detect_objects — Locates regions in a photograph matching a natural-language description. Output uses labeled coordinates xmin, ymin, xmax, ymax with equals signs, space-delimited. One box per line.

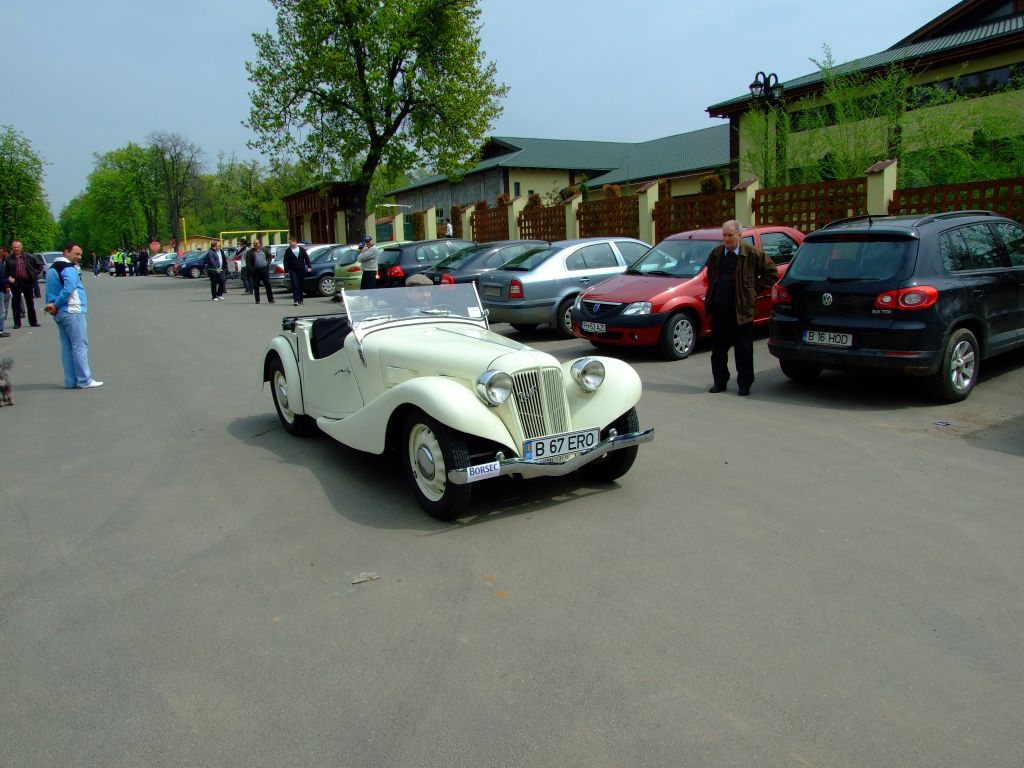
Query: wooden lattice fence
xmin=577 ymin=196 xmax=640 ymax=239
xmin=471 ymin=206 xmax=509 ymax=242
xmin=518 ymin=205 xmax=566 ymax=241
xmin=653 ymin=192 xmax=735 ymax=241
xmin=888 ymin=177 xmax=1024 ymax=224
xmin=754 ymin=178 xmax=867 ymax=233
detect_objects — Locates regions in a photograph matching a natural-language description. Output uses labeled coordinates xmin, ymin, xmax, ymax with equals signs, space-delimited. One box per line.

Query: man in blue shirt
xmin=44 ymin=243 xmax=103 ymax=389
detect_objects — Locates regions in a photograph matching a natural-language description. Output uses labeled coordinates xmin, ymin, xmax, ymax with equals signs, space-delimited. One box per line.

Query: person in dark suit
xmin=5 ymin=240 xmax=41 ymax=328
xmin=245 ymin=238 xmax=276 ymax=304
xmin=704 ymin=220 xmax=778 ymax=396
xmin=205 ymin=241 xmax=227 ymax=300
xmin=283 ymin=236 xmax=312 ymax=306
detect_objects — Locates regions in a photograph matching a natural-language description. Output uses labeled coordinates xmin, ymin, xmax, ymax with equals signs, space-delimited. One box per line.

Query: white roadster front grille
xmin=511 ymin=368 xmax=570 ymax=439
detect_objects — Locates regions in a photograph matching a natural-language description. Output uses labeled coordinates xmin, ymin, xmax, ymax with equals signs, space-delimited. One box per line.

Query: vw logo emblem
xmin=822 ymin=293 xmax=834 ymax=306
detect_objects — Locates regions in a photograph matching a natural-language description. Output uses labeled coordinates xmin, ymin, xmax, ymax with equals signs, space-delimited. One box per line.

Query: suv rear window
xmin=788 ymin=238 xmax=918 ymax=282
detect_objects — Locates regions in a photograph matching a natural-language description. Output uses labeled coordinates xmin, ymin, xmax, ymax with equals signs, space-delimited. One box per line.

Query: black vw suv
xmin=769 ymin=211 xmax=1024 ymax=401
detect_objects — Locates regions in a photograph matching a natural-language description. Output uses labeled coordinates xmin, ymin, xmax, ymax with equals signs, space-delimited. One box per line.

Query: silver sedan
xmin=479 ymin=237 xmax=650 ymax=337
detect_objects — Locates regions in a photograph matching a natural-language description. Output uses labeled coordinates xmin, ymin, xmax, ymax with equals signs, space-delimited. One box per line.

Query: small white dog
xmin=0 ymin=357 xmax=13 ymax=407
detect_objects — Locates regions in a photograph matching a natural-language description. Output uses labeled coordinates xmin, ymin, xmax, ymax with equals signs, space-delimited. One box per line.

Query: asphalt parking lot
xmin=2 ymin=274 xmax=1023 ymax=767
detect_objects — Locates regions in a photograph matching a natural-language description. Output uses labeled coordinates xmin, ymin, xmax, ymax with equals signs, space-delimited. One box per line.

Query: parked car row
xmin=166 ymin=212 xmax=1024 ymax=403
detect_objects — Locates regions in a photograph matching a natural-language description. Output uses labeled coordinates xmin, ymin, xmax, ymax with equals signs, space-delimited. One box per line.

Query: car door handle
xmin=334 ymin=368 xmax=350 ymax=375
xmin=578 ymin=277 xmax=591 ymax=283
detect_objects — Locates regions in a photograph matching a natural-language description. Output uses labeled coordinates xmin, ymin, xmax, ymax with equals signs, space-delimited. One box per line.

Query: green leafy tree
xmin=245 ymin=0 xmax=507 ymax=231
xmin=0 ymin=125 xmax=56 ymax=249
xmin=149 ymin=131 xmax=205 ymax=245
xmin=97 ymin=143 xmax=164 ymax=242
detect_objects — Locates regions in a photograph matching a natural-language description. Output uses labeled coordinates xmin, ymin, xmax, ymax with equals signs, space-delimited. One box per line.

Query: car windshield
xmin=433 ymin=244 xmax=489 ymax=270
xmin=626 ymin=239 xmax=716 ymax=278
xmin=502 ymin=245 xmax=558 ymax=271
xmin=342 ymin=284 xmax=486 ymax=332
xmin=788 ymin=237 xmax=919 ymax=282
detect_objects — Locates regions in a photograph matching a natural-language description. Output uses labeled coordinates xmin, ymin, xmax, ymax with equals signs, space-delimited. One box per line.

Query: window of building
xmin=513 ymin=182 xmax=521 ymax=197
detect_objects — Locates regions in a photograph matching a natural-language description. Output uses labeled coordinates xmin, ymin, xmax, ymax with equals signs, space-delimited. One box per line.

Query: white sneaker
xmin=79 ymin=380 xmax=104 ymax=389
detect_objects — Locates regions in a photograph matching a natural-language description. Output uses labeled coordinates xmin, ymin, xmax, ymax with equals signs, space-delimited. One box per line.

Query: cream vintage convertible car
xmin=262 ymin=283 xmax=654 ymax=520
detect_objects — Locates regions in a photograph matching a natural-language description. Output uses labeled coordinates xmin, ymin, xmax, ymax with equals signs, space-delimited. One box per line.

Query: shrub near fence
xmin=577 ymin=196 xmax=640 ymax=239
xmin=471 ymin=206 xmax=509 ymax=242
xmin=888 ymin=177 xmax=1024 ymax=224
xmin=518 ymin=205 xmax=566 ymax=241
xmin=754 ymin=178 xmax=867 ymax=233
xmin=653 ymin=192 xmax=735 ymax=241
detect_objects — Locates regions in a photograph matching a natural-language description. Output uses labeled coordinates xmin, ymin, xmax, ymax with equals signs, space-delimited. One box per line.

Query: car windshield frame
xmin=787 ymin=236 xmax=919 ymax=283
xmin=342 ymin=283 xmax=488 ymax=344
xmin=625 ymin=239 xmax=717 ymax=278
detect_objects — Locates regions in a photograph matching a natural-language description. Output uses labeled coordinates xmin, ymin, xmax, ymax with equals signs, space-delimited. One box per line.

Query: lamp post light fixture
xmin=749 ymin=71 xmax=783 ymax=105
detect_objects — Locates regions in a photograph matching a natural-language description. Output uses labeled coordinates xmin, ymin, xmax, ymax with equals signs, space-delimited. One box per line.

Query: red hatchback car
xmin=571 ymin=225 xmax=804 ymax=359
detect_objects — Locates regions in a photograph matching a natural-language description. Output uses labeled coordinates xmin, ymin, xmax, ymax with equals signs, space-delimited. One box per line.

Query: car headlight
xmin=573 ymin=293 xmax=585 ymax=311
xmin=621 ymin=301 xmax=652 ymax=316
xmin=476 ymin=370 xmax=512 ymax=406
xmin=570 ymin=358 xmax=605 ymax=392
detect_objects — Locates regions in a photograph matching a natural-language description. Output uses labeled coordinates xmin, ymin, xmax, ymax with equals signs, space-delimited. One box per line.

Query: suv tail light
xmin=874 ymin=285 xmax=938 ymax=310
xmin=772 ymin=283 xmax=791 ymax=304
xmin=508 ymin=279 xmax=524 ymax=299
xmin=387 ymin=265 xmax=406 ymax=279
xmin=440 ymin=273 xmax=454 ymax=285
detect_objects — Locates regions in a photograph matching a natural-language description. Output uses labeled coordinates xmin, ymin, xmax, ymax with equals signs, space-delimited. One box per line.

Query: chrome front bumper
xmin=447 ymin=428 xmax=654 ymax=485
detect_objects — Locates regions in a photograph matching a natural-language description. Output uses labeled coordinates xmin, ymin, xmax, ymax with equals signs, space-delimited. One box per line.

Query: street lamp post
xmin=748 ymin=71 xmax=786 ymax=188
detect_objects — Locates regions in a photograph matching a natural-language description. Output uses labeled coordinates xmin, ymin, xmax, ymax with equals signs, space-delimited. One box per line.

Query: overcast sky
xmin=3 ymin=0 xmax=952 ymax=216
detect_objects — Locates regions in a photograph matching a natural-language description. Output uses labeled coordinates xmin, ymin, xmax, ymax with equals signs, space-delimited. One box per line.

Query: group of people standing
xmin=102 ymin=248 xmax=149 ymax=277
xmin=206 ymin=238 xmax=278 ymax=304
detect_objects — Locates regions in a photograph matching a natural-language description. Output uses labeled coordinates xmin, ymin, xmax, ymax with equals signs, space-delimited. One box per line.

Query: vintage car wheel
xmin=577 ymin=407 xmax=639 ymax=483
xmin=188 ymin=266 xmax=202 ymax=279
xmin=510 ymin=323 xmax=536 ymax=333
xmin=270 ymin=356 xmax=315 ymax=436
xmin=402 ymin=411 xmax=472 ymax=520
xmin=317 ymin=275 xmax=337 ymax=296
xmin=555 ymin=297 xmax=575 ymax=338
xmin=928 ymin=327 xmax=979 ymax=402
xmin=658 ymin=312 xmax=698 ymax=360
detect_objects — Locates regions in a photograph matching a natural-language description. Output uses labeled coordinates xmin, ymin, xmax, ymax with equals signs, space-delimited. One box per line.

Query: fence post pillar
xmin=423 ymin=205 xmax=436 ymax=239
xmin=865 ymin=159 xmax=898 ymax=216
xmin=564 ymin=193 xmax=582 ymax=239
xmin=461 ymin=207 xmax=474 ymax=240
xmin=392 ymin=212 xmax=406 ymax=241
xmin=733 ymin=178 xmax=760 ymax=225
xmin=508 ymin=196 xmax=526 ymax=239
xmin=637 ymin=181 xmax=659 ymax=244
xmin=364 ymin=213 xmax=377 ymax=242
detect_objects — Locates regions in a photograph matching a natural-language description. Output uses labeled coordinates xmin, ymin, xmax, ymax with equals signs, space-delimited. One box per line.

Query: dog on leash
xmin=0 ymin=357 xmax=13 ymax=407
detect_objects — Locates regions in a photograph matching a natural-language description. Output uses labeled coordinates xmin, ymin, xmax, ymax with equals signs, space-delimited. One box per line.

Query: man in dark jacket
xmin=704 ymin=220 xmax=778 ymax=396
xmin=205 ymin=241 xmax=227 ymax=300
xmin=283 ymin=236 xmax=311 ymax=306
xmin=5 ymin=240 xmax=41 ymax=328
xmin=245 ymin=238 xmax=275 ymax=304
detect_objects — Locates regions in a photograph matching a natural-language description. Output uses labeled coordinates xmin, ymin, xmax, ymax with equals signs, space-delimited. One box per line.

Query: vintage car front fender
xmin=262 ymin=336 xmax=305 ymax=415
xmin=316 ymin=376 xmax=517 ymax=455
xmin=563 ymin=356 xmax=643 ymax=428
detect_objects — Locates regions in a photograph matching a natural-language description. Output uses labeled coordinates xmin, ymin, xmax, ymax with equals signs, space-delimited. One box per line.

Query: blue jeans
xmin=289 ymin=270 xmax=305 ymax=304
xmin=55 ymin=312 xmax=93 ymax=388
xmin=0 ymin=291 xmax=8 ymax=331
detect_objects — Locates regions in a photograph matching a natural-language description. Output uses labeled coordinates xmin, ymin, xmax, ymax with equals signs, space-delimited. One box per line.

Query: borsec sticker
xmin=466 ymin=460 xmax=500 ymax=482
